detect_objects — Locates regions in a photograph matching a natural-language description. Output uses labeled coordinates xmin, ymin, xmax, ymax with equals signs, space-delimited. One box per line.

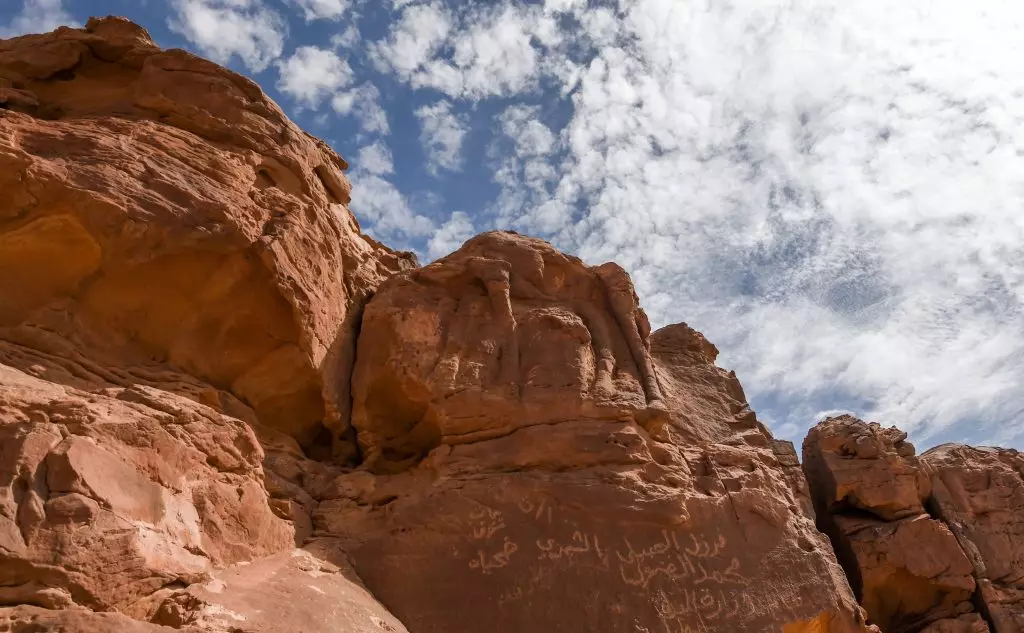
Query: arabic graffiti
xmin=468 ymin=506 xmax=506 ymax=541
xmin=536 ymin=530 xmax=610 ymax=568
xmin=614 ymin=530 xmax=749 ymax=590
xmin=517 ymin=495 xmax=554 ymax=524
xmin=653 ymin=586 xmax=748 ymax=629
xmin=468 ymin=536 xmax=518 ymax=574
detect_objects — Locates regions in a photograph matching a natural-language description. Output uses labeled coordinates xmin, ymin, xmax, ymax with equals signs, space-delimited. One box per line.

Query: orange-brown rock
xmin=321 ymin=231 xmax=874 ymax=632
xmin=804 ymin=417 xmax=990 ymax=633
xmin=0 ymin=17 xmax=411 ymax=633
xmin=924 ymin=444 xmax=1024 ymax=632
xmin=5 ymin=15 xmax=986 ymax=633
xmin=0 ymin=16 xmax=415 ymax=455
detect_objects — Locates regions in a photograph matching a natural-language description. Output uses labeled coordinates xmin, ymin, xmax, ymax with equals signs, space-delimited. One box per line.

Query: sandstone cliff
xmin=0 ymin=16 xmax=1017 ymax=633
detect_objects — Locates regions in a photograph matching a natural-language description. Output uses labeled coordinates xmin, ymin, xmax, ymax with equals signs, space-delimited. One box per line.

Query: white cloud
xmin=290 ymin=0 xmax=348 ymax=21
xmin=581 ymin=7 xmax=619 ymax=46
xmin=370 ymin=2 xmax=560 ymax=100
xmin=500 ymin=105 xmax=556 ymax=157
xmin=348 ymin=171 xmax=434 ymax=241
xmin=428 ymin=211 xmax=475 ymax=260
xmin=415 ymin=101 xmax=468 ymax=175
xmin=275 ymin=46 xmax=352 ymax=108
xmin=0 ymin=0 xmax=77 ymax=37
xmin=503 ymin=0 xmax=1024 ymax=448
xmin=332 ymin=82 xmax=389 ymax=134
xmin=356 ymin=140 xmax=394 ymax=175
xmin=369 ymin=2 xmax=452 ymax=78
xmin=168 ymin=0 xmax=285 ymax=72
xmin=331 ymin=23 xmax=361 ymax=49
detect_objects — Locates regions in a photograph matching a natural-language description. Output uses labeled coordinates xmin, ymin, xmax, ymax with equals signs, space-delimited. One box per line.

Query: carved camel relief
xmin=418 ymin=252 xmax=666 ymax=408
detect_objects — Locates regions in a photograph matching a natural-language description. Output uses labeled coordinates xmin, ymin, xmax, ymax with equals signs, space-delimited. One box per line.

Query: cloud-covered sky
xmin=4 ymin=0 xmax=1024 ymax=449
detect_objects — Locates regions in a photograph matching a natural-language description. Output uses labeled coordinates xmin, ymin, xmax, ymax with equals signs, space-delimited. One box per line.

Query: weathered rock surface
xmin=0 ymin=17 xmax=410 ymax=633
xmin=924 ymin=444 xmax=1024 ymax=632
xmin=0 ymin=16 xmax=415 ymax=456
xmin=803 ymin=417 xmax=998 ymax=633
xmin=21 ymin=14 xmax=1024 ymax=633
xmin=324 ymin=231 xmax=873 ymax=632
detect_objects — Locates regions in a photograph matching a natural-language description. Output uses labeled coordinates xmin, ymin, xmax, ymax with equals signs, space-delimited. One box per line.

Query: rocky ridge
xmin=0 ymin=17 xmax=1020 ymax=633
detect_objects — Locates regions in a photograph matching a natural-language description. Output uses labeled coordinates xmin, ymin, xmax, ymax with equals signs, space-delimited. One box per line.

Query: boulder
xmin=924 ymin=444 xmax=1024 ymax=632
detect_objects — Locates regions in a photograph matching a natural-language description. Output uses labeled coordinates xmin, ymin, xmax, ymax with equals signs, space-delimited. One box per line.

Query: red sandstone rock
xmin=804 ymin=417 xmax=992 ymax=633
xmin=331 ymin=231 xmax=873 ymax=632
xmin=0 ymin=17 xmax=410 ymax=632
xmin=924 ymin=444 xmax=1024 ymax=632
xmin=0 ymin=16 xmax=414 ymax=455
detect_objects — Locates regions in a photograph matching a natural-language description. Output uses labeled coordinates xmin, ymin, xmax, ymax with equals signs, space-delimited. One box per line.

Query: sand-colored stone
xmin=332 ymin=231 xmax=874 ymax=632
xmin=804 ymin=417 xmax=992 ymax=633
xmin=0 ymin=16 xmax=415 ymax=455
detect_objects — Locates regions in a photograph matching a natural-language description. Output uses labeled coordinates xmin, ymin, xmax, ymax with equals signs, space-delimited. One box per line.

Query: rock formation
xmin=1 ymin=15 xmax=1021 ymax=633
xmin=333 ymin=231 xmax=870 ymax=632
xmin=0 ymin=16 xmax=411 ymax=633
xmin=804 ymin=416 xmax=1024 ymax=633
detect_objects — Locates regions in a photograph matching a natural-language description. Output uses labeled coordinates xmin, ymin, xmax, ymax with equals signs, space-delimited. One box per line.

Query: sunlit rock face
xmin=0 ymin=17 xmax=411 ymax=633
xmin=331 ymin=230 xmax=874 ymax=633
xmin=25 ymin=15 xmax=1024 ymax=633
xmin=0 ymin=15 xmax=415 ymax=455
xmin=805 ymin=415 xmax=1024 ymax=633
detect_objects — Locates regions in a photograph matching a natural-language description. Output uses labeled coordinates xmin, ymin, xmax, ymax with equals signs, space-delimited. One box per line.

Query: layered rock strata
xmin=0 ymin=16 xmax=411 ymax=633
xmin=0 ymin=15 xmax=415 ymax=458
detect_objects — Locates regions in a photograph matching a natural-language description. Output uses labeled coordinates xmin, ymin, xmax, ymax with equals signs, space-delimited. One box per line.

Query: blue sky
xmin=4 ymin=0 xmax=1024 ymax=450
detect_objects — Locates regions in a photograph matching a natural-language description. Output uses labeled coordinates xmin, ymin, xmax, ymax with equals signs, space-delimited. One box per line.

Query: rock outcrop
xmin=925 ymin=445 xmax=1024 ymax=632
xmin=804 ymin=416 xmax=1024 ymax=633
xmin=6 ymin=15 xmax=1021 ymax=633
xmin=0 ymin=17 xmax=411 ymax=633
xmin=803 ymin=417 xmax=981 ymax=633
xmin=0 ymin=16 xmax=415 ymax=458
xmin=324 ymin=231 xmax=873 ymax=632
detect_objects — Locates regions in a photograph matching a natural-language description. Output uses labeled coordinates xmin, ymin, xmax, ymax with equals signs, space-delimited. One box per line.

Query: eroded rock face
xmin=0 ymin=16 xmax=415 ymax=453
xmin=1 ymin=15 xmax=977 ymax=633
xmin=924 ymin=444 xmax=1024 ymax=632
xmin=329 ymin=231 xmax=873 ymax=632
xmin=804 ymin=417 xmax=992 ymax=633
xmin=0 ymin=17 xmax=411 ymax=633
xmin=0 ymin=363 xmax=292 ymax=613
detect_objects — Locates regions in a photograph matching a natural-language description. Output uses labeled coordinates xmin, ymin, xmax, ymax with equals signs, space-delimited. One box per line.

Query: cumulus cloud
xmin=348 ymin=171 xmax=434 ymax=241
xmin=428 ymin=211 xmax=475 ymax=260
xmin=0 ymin=0 xmax=77 ymax=37
xmin=275 ymin=46 xmax=352 ymax=108
xmin=370 ymin=2 xmax=559 ymax=99
xmin=347 ymin=142 xmax=432 ymax=244
xmin=356 ymin=140 xmax=394 ymax=175
xmin=290 ymin=0 xmax=348 ymax=21
xmin=415 ymin=101 xmax=468 ymax=175
xmin=369 ymin=3 xmax=451 ymax=79
xmin=330 ymin=23 xmax=361 ymax=49
xmin=169 ymin=0 xmax=285 ymax=72
xmin=332 ymin=82 xmax=389 ymax=134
